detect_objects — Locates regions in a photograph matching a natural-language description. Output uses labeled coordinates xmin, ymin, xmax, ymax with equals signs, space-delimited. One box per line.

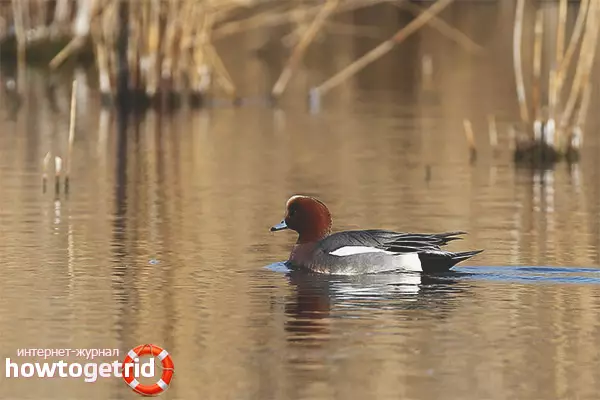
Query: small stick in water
xmin=66 ymin=79 xmax=78 ymax=194
xmin=42 ymin=152 xmax=51 ymax=193
xmin=463 ymin=119 xmax=477 ymax=162
xmin=487 ymin=114 xmax=498 ymax=150
xmin=55 ymin=156 xmax=62 ymax=196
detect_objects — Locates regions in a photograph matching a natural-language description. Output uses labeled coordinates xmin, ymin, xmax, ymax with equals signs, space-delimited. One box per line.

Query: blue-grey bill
xmin=270 ymin=221 xmax=288 ymax=232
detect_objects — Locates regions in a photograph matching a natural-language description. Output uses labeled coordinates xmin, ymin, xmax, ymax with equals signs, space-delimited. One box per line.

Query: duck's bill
xmin=270 ymin=220 xmax=288 ymax=232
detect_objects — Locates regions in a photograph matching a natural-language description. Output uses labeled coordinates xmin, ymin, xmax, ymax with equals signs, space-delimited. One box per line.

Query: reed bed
xmin=2 ymin=0 xmax=481 ymax=110
xmin=513 ymin=0 xmax=599 ymax=165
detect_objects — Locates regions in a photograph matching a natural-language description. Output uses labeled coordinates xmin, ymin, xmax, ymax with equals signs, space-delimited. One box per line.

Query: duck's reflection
xmin=275 ymin=263 xmax=467 ymax=340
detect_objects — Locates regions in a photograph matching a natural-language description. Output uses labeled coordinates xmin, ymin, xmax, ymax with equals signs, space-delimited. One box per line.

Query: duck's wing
xmin=316 ymin=230 xmax=482 ymax=273
xmin=317 ymin=229 xmax=467 ymax=254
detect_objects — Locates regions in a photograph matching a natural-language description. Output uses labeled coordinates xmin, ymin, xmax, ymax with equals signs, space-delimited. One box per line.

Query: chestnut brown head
xmin=271 ymin=195 xmax=332 ymax=243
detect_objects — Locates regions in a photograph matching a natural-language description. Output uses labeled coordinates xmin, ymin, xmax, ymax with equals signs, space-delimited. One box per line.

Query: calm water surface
xmin=1 ymin=5 xmax=600 ymax=399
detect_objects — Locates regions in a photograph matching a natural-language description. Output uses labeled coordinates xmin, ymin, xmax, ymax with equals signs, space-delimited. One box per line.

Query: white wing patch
xmin=329 ymin=246 xmax=423 ymax=272
xmin=329 ymin=246 xmax=396 ymax=256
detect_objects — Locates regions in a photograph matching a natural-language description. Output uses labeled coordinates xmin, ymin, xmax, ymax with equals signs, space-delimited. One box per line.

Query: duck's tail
xmin=418 ymin=249 xmax=484 ymax=273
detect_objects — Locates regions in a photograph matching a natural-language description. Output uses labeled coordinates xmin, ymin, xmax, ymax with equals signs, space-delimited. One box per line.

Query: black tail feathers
xmin=418 ymin=249 xmax=484 ymax=273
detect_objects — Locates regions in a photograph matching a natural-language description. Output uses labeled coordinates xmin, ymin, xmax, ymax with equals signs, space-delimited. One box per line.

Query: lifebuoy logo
xmin=122 ymin=344 xmax=175 ymax=396
xmin=5 ymin=344 xmax=175 ymax=397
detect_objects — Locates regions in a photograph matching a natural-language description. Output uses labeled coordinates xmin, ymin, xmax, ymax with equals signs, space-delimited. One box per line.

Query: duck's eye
xmin=289 ymin=208 xmax=296 ymax=217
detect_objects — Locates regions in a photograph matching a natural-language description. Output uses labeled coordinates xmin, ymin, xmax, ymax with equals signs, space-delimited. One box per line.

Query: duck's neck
xmin=289 ymin=241 xmax=318 ymax=268
xmin=297 ymin=228 xmax=330 ymax=244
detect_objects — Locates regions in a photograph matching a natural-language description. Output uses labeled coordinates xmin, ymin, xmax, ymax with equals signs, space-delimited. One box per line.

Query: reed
xmin=532 ymin=10 xmax=543 ymax=126
xmin=487 ymin=114 xmax=498 ymax=150
xmin=513 ymin=0 xmax=529 ymax=125
xmin=65 ymin=79 xmax=78 ymax=193
xmin=555 ymin=0 xmax=590 ymax=98
xmin=42 ymin=152 xmax=51 ymax=193
xmin=463 ymin=119 xmax=477 ymax=162
xmin=513 ymin=0 xmax=598 ymax=166
xmin=2 ymin=0 xmax=486 ymax=112
xmin=11 ymin=0 xmax=24 ymax=60
xmin=559 ymin=0 xmax=599 ymax=142
xmin=55 ymin=156 xmax=62 ymax=196
xmin=571 ymin=84 xmax=591 ymax=152
xmin=555 ymin=0 xmax=567 ymax=67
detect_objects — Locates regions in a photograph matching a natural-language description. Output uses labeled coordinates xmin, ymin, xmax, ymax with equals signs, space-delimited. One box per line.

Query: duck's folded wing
xmin=317 ymin=229 xmax=467 ymax=255
xmin=315 ymin=230 xmax=481 ymax=274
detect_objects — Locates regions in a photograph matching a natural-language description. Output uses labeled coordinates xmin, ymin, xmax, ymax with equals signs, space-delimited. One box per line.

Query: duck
xmin=270 ymin=195 xmax=483 ymax=275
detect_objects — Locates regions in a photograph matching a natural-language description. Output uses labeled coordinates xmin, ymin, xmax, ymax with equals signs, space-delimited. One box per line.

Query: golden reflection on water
xmin=1 ymin=4 xmax=600 ymax=400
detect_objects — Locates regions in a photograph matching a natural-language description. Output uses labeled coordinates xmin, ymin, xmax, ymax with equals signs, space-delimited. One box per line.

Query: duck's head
xmin=271 ymin=195 xmax=332 ymax=243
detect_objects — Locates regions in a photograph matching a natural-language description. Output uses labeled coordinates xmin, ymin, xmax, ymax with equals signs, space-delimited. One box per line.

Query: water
xmin=1 ymin=5 xmax=600 ymax=399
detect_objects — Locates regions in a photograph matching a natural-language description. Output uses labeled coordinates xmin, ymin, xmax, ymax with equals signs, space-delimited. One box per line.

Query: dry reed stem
xmin=463 ymin=119 xmax=476 ymax=153
xmin=53 ymin=0 xmax=71 ymax=28
xmin=67 ymin=79 xmax=77 ymax=176
xmin=314 ymin=0 xmax=455 ymax=96
xmin=205 ymin=42 xmax=236 ymax=96
xmin=487 ymin=114 xmax=498 ymax=148
xmin=272 ymin=0 xmax=339 ymax=97
xmin=55 ymin=156 xmax=62 ymax=177
xmin=532 ymin=9 xmax=544 ymax=123
xmin=574 ymin=84 xmax=592 ymax=138
xmin=198 ymin=11 xmax=236 ymax=96
xmin=146 ymin=0 xmax=161 ymax=95
xmin=49 ymin=36 xmax=87 ymax=69
xmin=556 ymin=0 xmax=590 ymax=95
xmin=180 ymin=1 xmax=199 ymax=54
xmin=400 ymin=1 xmax=482 ymax=53
xmin=560 ymin=0 xmax=599 ymax=135
xmin=178 ymin=1 xmax=201 ymax=90
xmin=213 ymin=0 xmax=386 ymax=40
xmin=190 ymin=10 xmax=212 ymax=94
xmin=161 ymin=0 xmax=181 ymax=86
xmin=214 ymin=3 xmax=322 ymax=39
xmin=127 ymin=5 xmax=139 ymax=90
xmin=11 ymin=0 xmax=26 ymax=67
xmin=549 ymin=0 xmax=568 ymax=117
xmin=556 ymin=0 xmax=568 ymax=66
xmin=95 ymin=39 xmax=112 ymax=94
xmin=548 ymin=69 xmax=557 ymax=116
xmin=513 ymin=0 xmax=529 ymax=125
xmin=43 ymin=152 xmax=51 ymax=180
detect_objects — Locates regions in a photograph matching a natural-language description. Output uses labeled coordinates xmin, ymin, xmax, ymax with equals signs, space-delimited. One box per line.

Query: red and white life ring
xmin=121 ymin=344 xmax=174 ymax=396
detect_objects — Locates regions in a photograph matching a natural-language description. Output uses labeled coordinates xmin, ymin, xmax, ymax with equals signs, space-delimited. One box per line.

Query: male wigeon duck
xmin=271 ymin=195 xmax=483 ymax=275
